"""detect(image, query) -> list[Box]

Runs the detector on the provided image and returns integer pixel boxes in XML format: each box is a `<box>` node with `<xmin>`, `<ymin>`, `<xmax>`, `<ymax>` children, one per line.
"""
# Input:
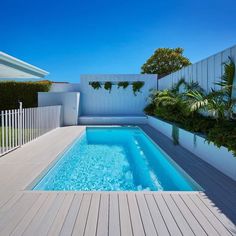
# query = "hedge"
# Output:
<box><xmin>0</xmin><ymin>80</ymin><xmax>52</xmax><ymax>110</ymax></box>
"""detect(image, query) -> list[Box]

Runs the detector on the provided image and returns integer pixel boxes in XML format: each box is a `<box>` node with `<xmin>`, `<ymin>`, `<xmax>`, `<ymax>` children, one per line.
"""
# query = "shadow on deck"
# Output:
<box><xmin>140</xmin><ymin>124</ymin><xmax>236</xmax><ymax>225</ymax></box>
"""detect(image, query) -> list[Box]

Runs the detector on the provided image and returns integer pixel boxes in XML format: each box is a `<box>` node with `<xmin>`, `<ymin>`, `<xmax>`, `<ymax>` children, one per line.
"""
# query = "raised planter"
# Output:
<box><xmin>147</xmin><ymin>116</ymin><xmax>236</xmax><ymax>181</ymax></box>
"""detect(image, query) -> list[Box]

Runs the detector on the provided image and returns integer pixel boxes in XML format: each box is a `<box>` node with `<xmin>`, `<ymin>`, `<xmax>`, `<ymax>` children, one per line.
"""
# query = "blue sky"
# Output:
<box><xmin>1</xmin><ymin>0</ymin><xmax>236</xmax><ymax>82</ymax></box>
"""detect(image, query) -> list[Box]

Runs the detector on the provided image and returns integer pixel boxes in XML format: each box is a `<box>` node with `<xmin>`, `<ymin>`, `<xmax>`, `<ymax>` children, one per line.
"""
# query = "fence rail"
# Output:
<box><xmin>0</xmin><ymin>105</ymin><xmax>61</xmax><ymax>156</ymax></box>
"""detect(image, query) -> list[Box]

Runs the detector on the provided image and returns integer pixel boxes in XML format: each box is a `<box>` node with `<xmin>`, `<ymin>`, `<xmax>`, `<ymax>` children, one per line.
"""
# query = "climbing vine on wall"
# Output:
<box><xmin>89</xmin><ymin>81</ymin><xmax>145</xmax><ymax>96</ymax></box>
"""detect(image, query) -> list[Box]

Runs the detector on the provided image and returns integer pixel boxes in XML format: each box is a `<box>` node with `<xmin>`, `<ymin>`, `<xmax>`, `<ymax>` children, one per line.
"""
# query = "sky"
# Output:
<box><xmin>1</xmin><ymin>0</ymin><xmax>236</xmax><ymax>82</ymax></box>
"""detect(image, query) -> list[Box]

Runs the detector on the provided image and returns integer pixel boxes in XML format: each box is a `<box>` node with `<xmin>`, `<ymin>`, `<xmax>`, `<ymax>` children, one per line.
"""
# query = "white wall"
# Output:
<box><xmin>50</xmin><ymin>83</ymin><xmax>80</xmax><ymax>92</ymax></box>
<box><xmin>148</xmin><ymin>116</ymin><xmax>236</xmax><ymax>181</ymax></box>
<box><xmin>159</xmin><ymin>45</ymin><xmax>236</xmax><ymax>94</ymax></box>
<box><xmin>38</xmin><ymin>92</ymin><xmax>80</xmax><ymax>126</ymax></box>
<box><xmin>79</xmin><ymin>74</ymin><xmax>157</xmax><ymax>116</ymax></box>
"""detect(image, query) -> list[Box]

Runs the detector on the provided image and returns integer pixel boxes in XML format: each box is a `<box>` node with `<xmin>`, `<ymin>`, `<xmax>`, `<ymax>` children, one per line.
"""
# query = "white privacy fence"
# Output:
<box><xmin>158</xmin><ymin>45</ymin><xmax>236</xmax><ymax>93</ymax></box>
<box><xmin>0</xmin><ymin>105</ymin><xmax>62</xmax><ymax>156</ymax></box>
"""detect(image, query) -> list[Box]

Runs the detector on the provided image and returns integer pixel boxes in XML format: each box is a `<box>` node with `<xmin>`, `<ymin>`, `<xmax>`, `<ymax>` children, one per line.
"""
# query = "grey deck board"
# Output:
<box><xmin>109</xmin><ymin>193</ymin><xmax>121</xmax><ymax>236</ymax></box>
<box><xmin>0</xmin><ymin>193</ymin><xmax>38</xmax><ymax>235</ymax></box>
<box><xmin>47</xmin><ymin>193</ymin><xmax>75</xmax><ymax>236</ymax></box>
<box><xmin>180</xmin><ymin>194</ymin><xmax>220</xmax><ymax>235</ymax></box>
<box><xmin>140</xmin><ymin>124</ymin><xmax>236</xmax><ymax>224</ymax></box>
<box><xmin>23</xmin><ymin>193</ymin><xmax>58</xmax><ymax>236</ymax></box>
<box><xmin>0</xmin><ymin>125</ymin><xmax>235</xmax><ymax>235</ymax></box>
<box><xmin>188</xmin><ymin>193</ymin><xmax>232</xmax><ymax>236</ymax></box>
<box><xmin>119</xmin><ymin>193</ymin><xmax>133</xmax><ymax>236</ymax></box>
<box><xmin>60</xmin><ymin>193</ymin><xmax>83</xmax><ymax>236</ymax></box>
<box><xmin>162</xmin><ymin>193</ymin><xmax>194</xmax><ymax>235</ymax></box>
<box><xmin>36</xmin><ymin>193</ymin><xmax>66</xmax><ymax>236</ymax></box>
<box><xmin>72</xmin><ymin>194</ymin><xmax>92</xmax><ymax>236</ymax></box>
<box><xmin>96</xmin><ymin>193</ymin><xmax>109</xmax><ymax>236</ymax></box>
<box><xmin>136</xmin><ymin>194</ymin><xmax>157</xmax><ymax>236</ymax></box>
<box><xmin>127</xmin><ymin>193</ymin><xmax>145</xmax><ymax>236</ymax></box>
<box><xmin>84</xmin><ymin>193</ymin><xmax>100</xmax><ymax>236</ymax></box>
<box><xmin>154</xmin><ymin>194</ymin><xmax>182</xmax><ymax>236</ymax></box>
<box><xmin>11</xmin><ymin>193</ymin><xmax>49</xmax><ymax>236</ymax></box>
<box><xmin>145</xmin><ymin>194</ymin><xmax>170</xmax><ymax>235</ymax></box>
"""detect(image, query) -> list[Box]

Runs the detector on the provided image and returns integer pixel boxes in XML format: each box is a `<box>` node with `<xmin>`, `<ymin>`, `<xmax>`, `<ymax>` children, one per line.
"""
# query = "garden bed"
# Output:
<box><xmin>148</xmin><ymin>116</ymin><xmax>236</xmax><ymax>181</ymax></box>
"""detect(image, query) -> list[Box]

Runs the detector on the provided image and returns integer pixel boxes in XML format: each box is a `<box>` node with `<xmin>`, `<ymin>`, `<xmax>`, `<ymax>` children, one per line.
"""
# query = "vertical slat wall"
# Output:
<box><xmin>158</xmin><ymin>45</ymin><xmax>236</xmax><ymax>93</ymax></box>
<box><xmin>0</xmin><ymin>105</ymin><xmax>61</xmax><ymax>156</ymax></box>
<box><xmin>79</xmin><ymin>74</ymin><xmax>157</xmax><ymax>116</ymax></box>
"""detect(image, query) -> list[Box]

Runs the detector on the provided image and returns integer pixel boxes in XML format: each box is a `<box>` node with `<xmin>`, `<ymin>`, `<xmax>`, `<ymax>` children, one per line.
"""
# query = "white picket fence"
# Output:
<box><xmin>0</xmin><ymin>105</ymin><xmax>62</xmax><ymax>156</ymax></box>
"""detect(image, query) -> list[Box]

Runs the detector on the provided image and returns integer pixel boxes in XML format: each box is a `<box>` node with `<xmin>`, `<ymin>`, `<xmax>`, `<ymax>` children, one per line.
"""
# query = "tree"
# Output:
<box><xmin>141</xmin><ymin>47</ymin><xmax>191</xmax><ymax>78</ymax></box>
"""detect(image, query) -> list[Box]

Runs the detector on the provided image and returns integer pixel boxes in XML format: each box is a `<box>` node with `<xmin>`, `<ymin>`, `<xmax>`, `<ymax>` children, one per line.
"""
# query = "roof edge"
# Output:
<box><xmin>0</xmin><ymin>51</ymin><xmax>49</xmax><ymax>77</ymax></box>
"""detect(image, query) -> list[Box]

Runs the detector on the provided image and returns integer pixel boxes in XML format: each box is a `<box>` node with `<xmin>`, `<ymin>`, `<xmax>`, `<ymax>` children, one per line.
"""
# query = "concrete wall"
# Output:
<box><xmin>159</xmin><ymin>45</ymin><xmax>236</xmax><ymax>94</ymax></box>
<box><xmin>79</xmin><ymin>74</ymin><xmax>157</xmax><ymax>116</ymax></box>
<box><xmin>148</xmin><ymin>116</ymin><xmax>236</xmax><ymax>181</ymax></box>
<box><xmin>38</xmin><ymin>92</ymin><xmax>80</xmax><ymax>126</ymax></box>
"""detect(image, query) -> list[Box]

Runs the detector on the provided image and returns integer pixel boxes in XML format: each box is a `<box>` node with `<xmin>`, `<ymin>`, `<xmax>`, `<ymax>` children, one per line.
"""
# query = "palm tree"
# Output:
<box><xmin>186</xmin><ymin>57</ymin><xmax>235</xmax><ymax>121</ymax></box>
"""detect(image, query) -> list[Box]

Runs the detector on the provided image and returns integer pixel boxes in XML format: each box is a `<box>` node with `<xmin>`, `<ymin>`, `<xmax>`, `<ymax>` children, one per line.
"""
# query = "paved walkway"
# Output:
<box><xmin>0</xmin><ymin>125</ymin><xmax>235</xmax><ymax>235</ymax></box>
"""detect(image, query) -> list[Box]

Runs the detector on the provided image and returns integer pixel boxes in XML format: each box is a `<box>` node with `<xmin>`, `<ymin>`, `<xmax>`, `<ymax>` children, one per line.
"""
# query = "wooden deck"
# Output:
<box><xmin>0</xmin><ymin>125</ymin><xmax>235</xmax><ymax>235</ymax></box>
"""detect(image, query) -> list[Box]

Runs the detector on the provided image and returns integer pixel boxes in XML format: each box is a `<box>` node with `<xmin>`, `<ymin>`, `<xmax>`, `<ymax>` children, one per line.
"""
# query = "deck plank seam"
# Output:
<box><xmin>169</xmin><ymin>194</ymin><xmax>196</xmax><ymax>236</ymax></box>
<box><xmin>58</xmin><ymin>193</ymin><xmax>76</xmax><ymax>236</ymax></box>
<box><xmin>94</xmin><ymin>194</ymin><xmax>101</xmax><ymax>236</ymax></box>
<box><xmin>152</xmin><ymin>194</ymin><xmax>171</xmax><ymax>236</ymax></box>
<box><xmin>71</xmin><ymin>193</ymin><xmax>85</xmax><ymax>236</ymax></box>
<box><xmin>117</xmin><ymin>194</ymin><xmax>122</xmax><ymax>236</ymax></box>
<box><xmin>0</xmin><ymin>192</ymin><xmax>24</xmax><ymax>214</ymax></box>
<box><xmin>10</xmin><ymin>193</ymin><xmax>46</xmax><ymax>235</ymax></box>
<box><xmin>196</xmin><ymin>194</ymin><xmax>235</xmax><ymax>235</ymax></box>
<box><xmin>126</xmin><ymin>193</ymin><xmax>134</xmax><ymax>236</ymax></box>
<box><xmin>21</xmin><ymin>193</ymin><xmax>51</xmax><ymax>235</ymax></box>
<box><xmin>82</xmin><ymin>194</ymin><xmax>93</xmax><ymax>236</ymax></box>
<box><xmin>47</xmin><ymin>193</ymin><xmax>71</xmax><ymax>236</ymax></box>
<box><xmin>117</xmin><ymin>193</ymin><xmax>121</xmax><ymax>236</ymax></box>
<box><xmin>178</xmin><ymin>194</ymin><xmax>212</xmax><ymax>236</ymax></box>
<box><xmin>135</xmin><ymin>193</ymin><xmax>148</xmax><ymax>236</ymax></box>
<box><xmin>160</xmin><ymin>194</ymin><xmax>184</xmax><ymax>236</ymax></box>
<box><xmin>1</xmin><ymin>192</ymin><xmax>40</xmax><ymax>235</ymax></box>
<box><xmin>188</xmin><ymin>193</ymin><xmax>230</xmax><ymax>235</ymax></box>
<box><xmin>5</xmin><ymin>193</ymin><xmax>40</xmax><ymax>235</ymax></box>
<box><xmin>107</xmin><ymin>194</ymin><xmax>110</xmax><ymax>236</ymax></box>
<box><xmin>144</xmin><ymin>194</ymin><xmax>159</xmax><ymax>236</ymax></box>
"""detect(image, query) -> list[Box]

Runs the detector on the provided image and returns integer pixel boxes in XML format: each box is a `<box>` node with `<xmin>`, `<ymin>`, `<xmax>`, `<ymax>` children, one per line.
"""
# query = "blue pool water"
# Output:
<box><xmin>33</xmin><ymin>127</ymin><xmax>201</xmax><ymax>191</ymax></box>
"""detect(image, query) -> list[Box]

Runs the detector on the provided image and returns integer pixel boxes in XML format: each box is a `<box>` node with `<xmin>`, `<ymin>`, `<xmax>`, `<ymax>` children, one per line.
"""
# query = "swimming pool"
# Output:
<box><xmin>33</xmin><ymin>127</ymin><xmax>201</xmax><ymax>191</ymax></box>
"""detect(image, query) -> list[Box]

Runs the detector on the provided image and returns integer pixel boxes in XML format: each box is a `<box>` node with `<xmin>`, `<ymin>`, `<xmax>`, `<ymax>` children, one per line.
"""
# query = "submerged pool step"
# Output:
<box><xmin>78</xmin><ymin>116</ymin><xmax>148</xmax><ymax>125</ymax></box>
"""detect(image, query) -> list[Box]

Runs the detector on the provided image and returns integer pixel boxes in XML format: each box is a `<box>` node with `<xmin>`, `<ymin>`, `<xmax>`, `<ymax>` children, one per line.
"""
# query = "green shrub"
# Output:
<box><xmin>144</xmin><ymin>73</ymin><xmax>236</xmax><ymax>155</ymax></box>
<box><xmin>117</xmin><ymin>81</ymin><xmax>129</xmax><ymax>89</ymax></box>
<box><xmin>206</xmin><ymin>122</ymin><xmax>236</xmax><ymax>156</ymax></box>
<box><xmin>104</xmin><ymin>81</ymin><xmax>112</xmax><ymax>93</ymax></box>
<box><xmin>0</xmin><ymin>80</ymin><xmax>51</xmax><ymax>110</ymax></box>
<box><xmin>89</xmin><ymin>81</ymin><xmax>101</xmax><ymax>90</ymax></box>
<box><xmin>132</xmin><ymin>81</ymin><xmax>144</xmax><ymax>95</ymax></box>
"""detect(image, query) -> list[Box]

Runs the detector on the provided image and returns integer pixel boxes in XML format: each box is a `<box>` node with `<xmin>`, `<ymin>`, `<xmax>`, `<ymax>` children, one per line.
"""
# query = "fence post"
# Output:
<box><xmin>19</xmin><ymin>102</ymin><xmax>23</xmax><ymax>146</ymax></box>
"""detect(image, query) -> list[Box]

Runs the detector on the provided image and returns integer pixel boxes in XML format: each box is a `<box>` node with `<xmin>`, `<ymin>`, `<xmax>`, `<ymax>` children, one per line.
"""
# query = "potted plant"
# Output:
<box><xmin>89</xmin><ymin>81</ymin><xmax>101</xmax><ymax>90</ymax></box>
<box><xmin>104</xmin><ymin>81</ymin><xmax>112</xmax><ymax>93</ymax></box>
<box><xmin>132</xmin><ymin>81</ymin><xmax>144</xmax><ymax>95</ymax></box>
<box><xmin>117</xmin><ymin>81</ymin><xmax>129</xmax><ymax>89</ymax></box>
